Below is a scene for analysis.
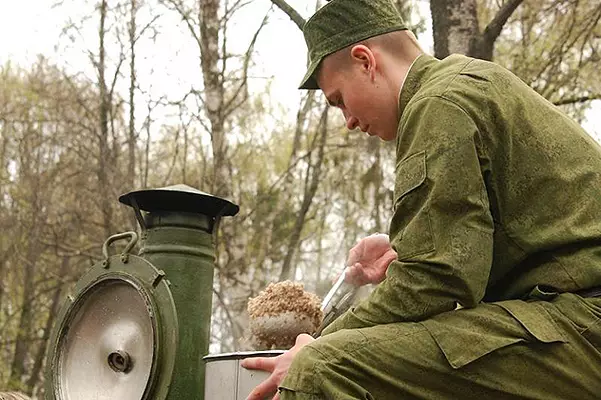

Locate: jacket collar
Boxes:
[398,54,438,119]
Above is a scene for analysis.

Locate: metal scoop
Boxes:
[314,268,358,337]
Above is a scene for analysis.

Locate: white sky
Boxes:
[0,0,598,142]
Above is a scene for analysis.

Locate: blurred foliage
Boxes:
[490,0,601,118]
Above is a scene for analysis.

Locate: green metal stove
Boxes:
[44,184,243,399]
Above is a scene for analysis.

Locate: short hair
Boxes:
[326,30,423,69]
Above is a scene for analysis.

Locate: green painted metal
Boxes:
[44,185,237,399]
[121,184,239,399]
[138,211,215,398]
[45,235,178,399]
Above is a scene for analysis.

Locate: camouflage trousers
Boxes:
[279,293,601,399]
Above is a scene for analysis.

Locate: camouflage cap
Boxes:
[299,0,408,90]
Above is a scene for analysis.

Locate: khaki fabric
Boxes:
[280,294,601,399]
[280,55,601,398]
[324,54,601,333]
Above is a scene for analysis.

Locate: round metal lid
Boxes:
[58,279,154,399]
[119,184,239,217]
[46,254,178,400]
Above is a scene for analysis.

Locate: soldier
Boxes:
[243,0,601,398]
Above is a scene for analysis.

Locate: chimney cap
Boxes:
[119,184,239,217]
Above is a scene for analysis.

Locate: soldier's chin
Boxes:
[379,131,397,142]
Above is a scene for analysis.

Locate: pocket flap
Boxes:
[496,300,567,343]
[394,151,426,200]
[422,301,566,369]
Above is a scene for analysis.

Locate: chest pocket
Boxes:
[391,151,435,259]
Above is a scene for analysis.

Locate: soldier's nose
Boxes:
[346,116,359,130]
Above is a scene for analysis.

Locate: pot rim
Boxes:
[203,350,285,361]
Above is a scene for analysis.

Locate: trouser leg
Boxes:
[278,295,601,400]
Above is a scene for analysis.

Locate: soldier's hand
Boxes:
[346,233,397,286]
[242,334,315,400]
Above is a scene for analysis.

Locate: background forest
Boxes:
[1,0,600,397]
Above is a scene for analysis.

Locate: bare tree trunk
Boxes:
[279,106,329,281]
[98,0,113,237]
[183,124,189,183]
[430,0,524,61]
[9,175,42,389]
[8,261,35,385]
[470,0,524,60]
[143,107,152,188]
[0,257,5,317]
[0,244,14,316]
[290,92,315,167]
[128,0,138,192]
[200,0,228,197]
[0,125,11,314]
[24,257,69,394]
[430,0,479,59]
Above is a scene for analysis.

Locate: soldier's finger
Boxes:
[241,356,277,372]
[347,263,368,286]
[346,238,367,265]
[245,374,278,400]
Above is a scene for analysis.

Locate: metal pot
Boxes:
[204,350,285,400]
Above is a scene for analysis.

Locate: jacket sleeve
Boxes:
[323,96,495,335]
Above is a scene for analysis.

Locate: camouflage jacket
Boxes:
[324,54,601,335]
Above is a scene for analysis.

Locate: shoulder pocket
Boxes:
[394,151,426,201]
[391,150,434,259]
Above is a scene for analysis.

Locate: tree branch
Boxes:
[135,15,161,43]
[483,0,524,43]
[279,105,329,281]
[212,287,243,350]
[161,0,202,49]
[270,0,305,31]
[223,8,270,118]
[554,94,601,106]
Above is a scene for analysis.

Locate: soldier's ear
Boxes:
[350,44,376,79]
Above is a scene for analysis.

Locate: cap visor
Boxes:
[298,58,321,90]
